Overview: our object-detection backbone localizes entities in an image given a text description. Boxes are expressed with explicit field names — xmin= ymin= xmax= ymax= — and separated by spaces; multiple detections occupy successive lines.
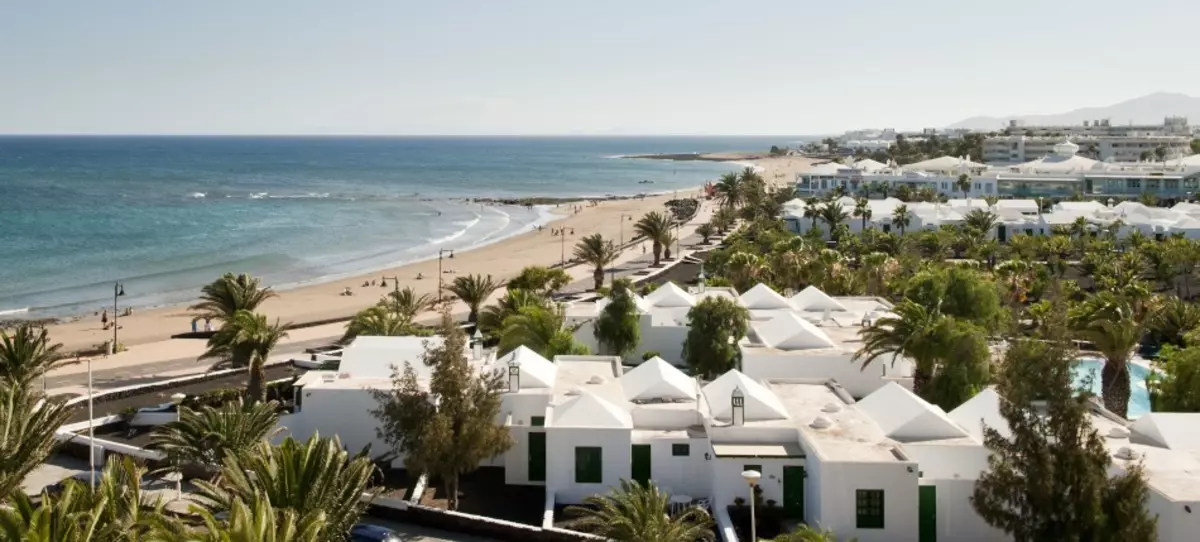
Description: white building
xmin=285 ymin=284 xmax=1200 ymax=542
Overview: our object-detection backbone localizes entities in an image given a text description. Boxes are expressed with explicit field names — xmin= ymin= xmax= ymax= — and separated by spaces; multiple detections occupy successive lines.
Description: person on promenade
xmin=101 ymin=309 xmax=108 ymax=328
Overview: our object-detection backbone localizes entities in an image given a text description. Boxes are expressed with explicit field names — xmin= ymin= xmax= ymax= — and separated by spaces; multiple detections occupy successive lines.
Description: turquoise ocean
xmin=0 ymin=136 xmax=789 ymax=319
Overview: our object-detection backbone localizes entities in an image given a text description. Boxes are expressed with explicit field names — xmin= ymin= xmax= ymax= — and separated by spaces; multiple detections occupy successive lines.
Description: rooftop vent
xmin=1114 ymin=446 xmax=1139 ymax=461
xmin=810 ymin=416 xmax=834 ymax=430
xmin=822 ymin=403 xmax=842 ymax=413
xmin=587 ymin=375 xmax=606 ymax=385
xmin=565 ymin=386 xmax=584 ymax=396
xmin=1107 ymin=426 xmax=1131 ymax=439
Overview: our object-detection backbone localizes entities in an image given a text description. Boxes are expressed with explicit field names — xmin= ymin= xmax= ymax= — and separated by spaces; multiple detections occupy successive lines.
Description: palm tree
xmin=150 ymin=400 xmax=283 ymax=479
xmin=891 ymin=204 xmax=912 ymax=235
xmin=954 ymin=173 xmax=972 ymax=199
xmin=574 ymin=234 xmax=619 ymax=291
xmin=478 ymin=289 xmax=550 ymax=339
xmin=712 ymin=207 xmax=737 ymax=234
xmin=634 ymin=212 xmax=673 ymax=266
xmin=498 ymin=304 xmax=588 ymax=358
xmin=802 ymin=197 xmax=820 ymax=230
xmin=1069 ymin=293 xmax=1142 ymax=418
xmin=447 ymin=274 xmax=501 ymax=324
xmin=696 ymin=222 xmax=715 ymax=244
xmin=151 ymin=492 xmax=327 ymax=542
xmin=713 ymin=172 xmax=744 ymax=209
xmin=193 ymin=435 xmax=377 ymax=540
xmin=379 ymin=286 xmax=433 ymax=322
xmin=853 ymin=299 xmax=948 ymax=395
xmin=0 ymin=383 xmax=73 ymax=500
xmin=0 ymin=457 xmax=167 ymax=542
xmin=341 ymin=305 xmax=419 ymax=344
xmin=964 ymin=209 xmax=999 ymax=239
xmin=564 ymin=480 xmax=714 ymax=542
xmin=1148 ymin=295 xmax=1200 ymax=348
xmin=0 ymin=324 xmax=63 ymax=391
xmin=852 ymin=198 xmax=872 ymax=231
xmin=190 ymin=273 xmax=277 ymax=324
xmin=200 ymin=310 xmax=288 ymax=404
xmin=819 ymin=201 xmax=848 ymax=232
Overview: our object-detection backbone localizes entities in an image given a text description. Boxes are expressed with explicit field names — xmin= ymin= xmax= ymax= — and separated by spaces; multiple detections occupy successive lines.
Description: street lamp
xmin=742 ymin=469 xmax=762 ymax=542
xmin=560 ymin=229 xmax=567 ymax=268
xmin=437 ymin=249 xmax=454 ymax=304
xmin=170 ymin=393 xmax=187 ymax=501
xmin=87 ymin=354 xmax=95 ymax=489
xmin=110 ymin=282 xmax=125 ymax=355
xmin=619 ymin=213 xmax=630 ymax=246
xmin=382 ymin=275 xmax=400 ymax=311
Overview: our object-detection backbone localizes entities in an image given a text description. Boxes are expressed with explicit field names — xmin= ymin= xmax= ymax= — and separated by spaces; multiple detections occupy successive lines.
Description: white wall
xmin=740 ymin=352 xmax=912 ymax=398
xmin=810 ymin=460 xmax=919 ymax=542
xmin=546 ymin=428 xmax=632 ymax=504
xmin=638 ymin=325 xmax=689 ymax=366
xmin=630 ymin=436 xmax=711 ymax=498
xmin=709 ymin=456 xmax=807 ymax=510
xmin=505 ymin=425 xmax=538 ymax=485
xmin=923 ymin=479 xmax=1008 ymax=542
xmin=1148 ymin=491 xmax=1200 ymax=542
xmin=287 ymin=387 xmax=394 ymax=462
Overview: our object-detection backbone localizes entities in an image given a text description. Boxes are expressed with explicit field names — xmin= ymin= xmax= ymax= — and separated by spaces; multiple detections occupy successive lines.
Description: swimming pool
xmin=1072 ymin=358 xmax=1151 ymax=419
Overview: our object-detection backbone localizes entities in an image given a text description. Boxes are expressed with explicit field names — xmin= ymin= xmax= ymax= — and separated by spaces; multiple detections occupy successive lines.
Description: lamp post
xmin=437 ymin=249 xmax=454 ymax=303
xmin=170 ymin=393 xmax=187 ymax=501
xmin=110 ymin=282 xmax=125 ymax=354
xmin=742 ymin=469 xmax=762 ymax=542
xmin=87 ymin=354 xmax=95 ymax=489
xmin=560 ymin=229 xmax=567 ymax=268
xmin=619 ymin=213 xmax=630 ymax=246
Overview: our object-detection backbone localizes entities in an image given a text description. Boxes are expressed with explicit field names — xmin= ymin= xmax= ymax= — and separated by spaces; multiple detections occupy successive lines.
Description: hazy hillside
xmin=947 ymin=92 xmax=1200 ymax=131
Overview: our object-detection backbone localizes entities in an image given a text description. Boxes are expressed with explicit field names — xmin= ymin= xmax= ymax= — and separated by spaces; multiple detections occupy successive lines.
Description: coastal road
xmin=43 ymin=336 xmax=336 ymax=394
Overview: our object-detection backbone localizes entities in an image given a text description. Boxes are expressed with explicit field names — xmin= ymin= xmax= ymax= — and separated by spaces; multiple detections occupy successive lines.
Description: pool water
xmin=1072 ymin=358 xmax=1151 ymax=419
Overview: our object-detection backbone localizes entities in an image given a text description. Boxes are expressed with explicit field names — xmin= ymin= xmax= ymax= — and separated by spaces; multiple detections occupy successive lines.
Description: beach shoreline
xmin=25 ymin=154 xmax=814 ymax=355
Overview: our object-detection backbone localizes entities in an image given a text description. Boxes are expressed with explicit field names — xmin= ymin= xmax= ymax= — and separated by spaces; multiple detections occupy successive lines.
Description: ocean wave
xmin=249 ymin=192 xmax=268 ymax=199
xmin=188 ymin=192 xmax=206 ymax=199
xmin=0 ymin=306 xmax=29 ymax=317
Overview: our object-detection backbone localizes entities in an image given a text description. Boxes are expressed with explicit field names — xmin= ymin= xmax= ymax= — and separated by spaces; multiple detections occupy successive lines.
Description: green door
xmin=919 ymin=485 xmax=937 ymax=542
xmin=528 ymin=432 xmax=546 ymax=482
xmin=997 ymin=224 xmax=1008 ymax=243
xmin=631 ymin=444 xmax=652 ymax=485
xmin=782 ymin=466 xmax=805 ymax=520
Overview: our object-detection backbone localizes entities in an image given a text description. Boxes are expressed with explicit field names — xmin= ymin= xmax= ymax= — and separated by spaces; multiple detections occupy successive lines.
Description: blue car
xmin=349 ymin=523 xmax=402 ymax=542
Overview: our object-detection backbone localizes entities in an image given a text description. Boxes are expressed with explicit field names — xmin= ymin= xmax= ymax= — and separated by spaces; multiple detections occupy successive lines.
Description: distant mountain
xmin=947 ymin=92 xmax=1200 ymax=131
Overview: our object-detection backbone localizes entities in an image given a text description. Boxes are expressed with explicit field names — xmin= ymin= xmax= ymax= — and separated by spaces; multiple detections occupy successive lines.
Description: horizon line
xmin=0 ymin=132 xmax=831 ymax=138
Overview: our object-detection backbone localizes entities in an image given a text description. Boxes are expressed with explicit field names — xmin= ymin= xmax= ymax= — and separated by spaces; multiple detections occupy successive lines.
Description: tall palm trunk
xmin=1101 ymin=357 xmax=1131 ymax=417
xmin=247 ymin=357 xmax=266 ymax=405
xmin=651 ymin=241 xmax=662 ymax=266
xmin=912 ymin=369 xmax=930 ymax=397
xmin=593 ymin=267 xmax=604 ymax=291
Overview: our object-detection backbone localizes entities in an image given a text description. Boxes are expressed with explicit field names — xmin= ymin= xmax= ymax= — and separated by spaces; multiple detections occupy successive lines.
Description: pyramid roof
xmin=495 ymin=345 xmax=558 ymax=389
xmin=703 ymin=370 xmax=789 ymax=422
xmin=552 ymin=391 xmax=632 ymax=428
xmin=948 ymin=388 xmax=1008 ymax=440
xmin=643 ymin=282 xmax=696 ymax=308
xmin=790 ymin=286 xmax=848 ymax=312
xmin=1131 ymin=413 xmax=1200 ymax=450
xmin=858 ymin=382 xmax=968 ymax=441
xmin=620 ymin=357 xmax=696 ymax=401
xmin=752 ymin=312 xmax=838 ymax=350
xmin=739 ymin=283 xmax=794 ymax=310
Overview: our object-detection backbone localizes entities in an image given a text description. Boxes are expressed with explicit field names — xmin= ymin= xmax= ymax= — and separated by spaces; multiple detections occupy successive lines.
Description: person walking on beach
xmin=101 ymin=309 xmax=108 ymax=328
xmin=204 ymin=318 xmax=213 ymax=333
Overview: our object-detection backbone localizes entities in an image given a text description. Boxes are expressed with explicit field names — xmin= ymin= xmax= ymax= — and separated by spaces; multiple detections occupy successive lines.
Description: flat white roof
xmin=765 ymin=380 xmax=903 ymax=462
xmin=338 ymin=336 xmax=444 ymax=380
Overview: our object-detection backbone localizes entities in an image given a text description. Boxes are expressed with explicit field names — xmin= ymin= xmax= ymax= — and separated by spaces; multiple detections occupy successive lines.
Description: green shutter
xmin=575 ymin=447 xmax=602 ymax=484
xmin=856 ymin=489 xmax=885 ymax=529
xmin=672 ymin=443 xmax=690 ymax=456
xmin=531 ymin=416 xmax=545 ymax=427
xmin=743 ymin=464 xmax=762 ymax=474
xmin=919 ymin=486 xmax=937 ymax=542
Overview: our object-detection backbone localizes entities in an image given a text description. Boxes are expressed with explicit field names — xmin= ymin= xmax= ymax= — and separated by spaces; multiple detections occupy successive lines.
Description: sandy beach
xmin=39 ymin=155 xmax=817 ymax=355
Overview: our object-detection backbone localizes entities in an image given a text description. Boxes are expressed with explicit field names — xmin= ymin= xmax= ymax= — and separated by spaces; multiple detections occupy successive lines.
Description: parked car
xmin=349 ymin=523 xmax=402 ymax=542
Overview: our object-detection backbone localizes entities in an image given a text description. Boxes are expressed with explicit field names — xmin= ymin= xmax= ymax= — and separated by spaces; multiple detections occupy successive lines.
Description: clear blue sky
xmin=2 ymin=0 xmax=1197 ymax=135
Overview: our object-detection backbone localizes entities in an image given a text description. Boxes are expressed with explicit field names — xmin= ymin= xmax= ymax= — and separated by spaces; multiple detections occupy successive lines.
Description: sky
xmin=2 ymin=0 xmax=1199 ymax=136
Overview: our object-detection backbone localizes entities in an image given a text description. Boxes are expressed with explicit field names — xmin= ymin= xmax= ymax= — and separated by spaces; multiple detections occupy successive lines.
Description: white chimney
xmin=472 ymin=328 xmax=484 ymax=360
xmin=731 ymin=387 xmax=745 ymax=427
xmin=507 ymin=360 xmax=520 ymax=393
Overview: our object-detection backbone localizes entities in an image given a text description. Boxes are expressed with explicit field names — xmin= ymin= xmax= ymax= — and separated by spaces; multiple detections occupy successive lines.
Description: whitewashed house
xmin=565 ymin=283 xmax=739 ymax=366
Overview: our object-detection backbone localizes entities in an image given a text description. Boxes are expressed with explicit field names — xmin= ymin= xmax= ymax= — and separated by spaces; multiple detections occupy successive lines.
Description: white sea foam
xmin=0 ymin=307 xmax=30 ymax=317
xmin=188 ymin=192 xmax=206 ymax=199
xmin=249 ymin=192 xmax=268 ymax=199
